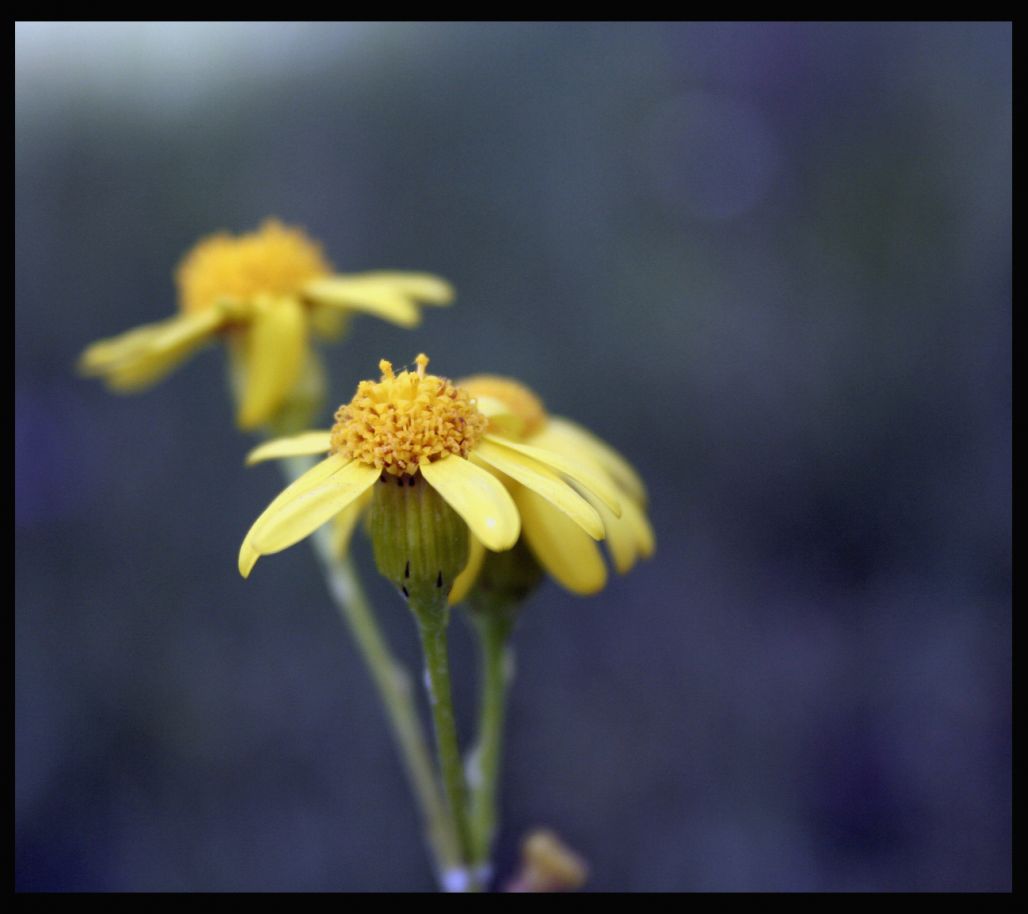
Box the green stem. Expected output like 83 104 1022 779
280 456 461 882
411 599 476 878
469 609 515 868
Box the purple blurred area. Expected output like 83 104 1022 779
15 22 1010 891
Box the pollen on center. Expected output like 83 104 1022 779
330 354 488 476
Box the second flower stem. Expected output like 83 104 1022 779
469 610 514 866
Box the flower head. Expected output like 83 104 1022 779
239 356 624 588
176 219 332 315
79 219 453 429
331 354 487 476
450 375 654 600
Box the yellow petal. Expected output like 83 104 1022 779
621 496 656 559
245 431 332 466
537 418 648 505
303 277 421 327
347 271 454 305
473 394 516 419
473 439 604 540
236 296 307 430
79 308 226 390
239 541 262 579
331 488 373 559
104 348 199 392
240 453 357 577
79 323 170 373
448 534 486 605
419 456 520 552
471 394 527 438
251 461 379 556
586 492 636 574
543 442 654 573
242 456 380 575
483 434 622 518
514 486 607 595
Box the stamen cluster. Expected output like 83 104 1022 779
331 355 487 476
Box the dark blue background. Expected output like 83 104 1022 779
16 22 1010 891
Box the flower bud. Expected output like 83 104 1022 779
467 539 544 620
369 470 470 611
505 828 588 893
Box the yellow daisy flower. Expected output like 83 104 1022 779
239 355 624 584
79 219 454 429
451 375 655 599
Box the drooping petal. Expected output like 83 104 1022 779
245 431 332 466
346 272 454 305
304 277 421 327
236 296 307 429
79 323 172 372
238 541 262 580
514 486 607 595
537 417 648 505
448 534 486 605
419 455 520 553
331 488 373 559
584 490 636 574
79 307 227 391
546 442 654 573
473 439 604 540
620 495 656 559
240 456 380 577
472 394 528 438
239 452 359 575
473 394 516 419
483 434 622 517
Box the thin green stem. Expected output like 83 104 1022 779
469 611 514 867
279 456 461 880
411 600 475 876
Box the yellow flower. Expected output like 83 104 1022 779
450 375 654 599
79 219 454 429
239 355 623 581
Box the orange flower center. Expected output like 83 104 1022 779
175 219 332 315
331 355 487 477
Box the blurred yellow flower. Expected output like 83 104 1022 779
79 219 453 429
239 355 622 581
451 375 654 599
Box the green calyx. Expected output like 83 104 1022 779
369 470 470 611
467 539 543 622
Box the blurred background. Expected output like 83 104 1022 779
15 22 1010 891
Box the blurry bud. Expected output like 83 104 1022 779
505 828 588 893
468 539 544 620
